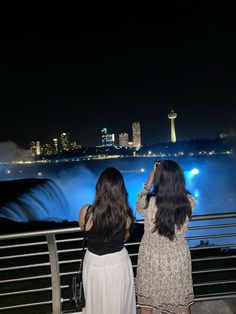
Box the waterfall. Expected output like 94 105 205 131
0 178 70 222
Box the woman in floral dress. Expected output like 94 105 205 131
136 160 195 314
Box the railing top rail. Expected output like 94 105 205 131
0 211 236 240
0 227 83 240
136 212 236 223
190 212 236 221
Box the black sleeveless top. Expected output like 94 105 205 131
85 225 125 256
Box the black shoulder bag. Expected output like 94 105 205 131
70 230 86 311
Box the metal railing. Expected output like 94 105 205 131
0 212 236 313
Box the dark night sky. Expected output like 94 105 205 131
1 3 236 147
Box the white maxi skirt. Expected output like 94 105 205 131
82 247 136 314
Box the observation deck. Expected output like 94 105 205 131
0 212 236 313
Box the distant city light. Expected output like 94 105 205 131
37 172 43 176
191 168 199 175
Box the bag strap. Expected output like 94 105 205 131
78 205 91 272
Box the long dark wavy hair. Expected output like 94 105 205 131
150 160 192 240
86 167 134 239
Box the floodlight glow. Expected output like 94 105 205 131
140 168 145 172
191 168 199 175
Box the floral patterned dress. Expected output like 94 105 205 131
135 188 195 314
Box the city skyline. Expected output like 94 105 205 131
1 4 236 147
30 121 142 155
16 109 236 151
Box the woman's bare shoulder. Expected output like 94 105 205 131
78 204 91 229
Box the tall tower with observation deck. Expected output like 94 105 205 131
168 109 177 143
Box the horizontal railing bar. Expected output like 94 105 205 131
192 267 236 274
190 212 236 221
194 292 236 302
62 298 73 303
60 271 78 277
0 287 52 297
2 253 234 273
190 243 236 250
0 262 51 272
194 279 236 287
128 253 138 257
136 212 236 224
0 285 68 297
0 227 82 240
0 251 49 260
189 223 236 230
191 255 236 262
125 242 142 246
0 274 51 284
0 241 47 250
186 232 236 240
58 248 83 254
134 242 234 250
59 259 82 265
0 212 235 241
56 238 83 244
0 300 52 311
132 264 236 273
1 242 235 260
92 252 236 262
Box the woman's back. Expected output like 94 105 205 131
86 224 125 255
79 167 136 314
136 160 195 314
137 194 195 251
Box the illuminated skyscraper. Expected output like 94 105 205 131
168 109 177 143
106 134 115 146
42 144 52 155
132 122 141 149
52 138 58 154
70 141 76 150
30 141 36 156
119 133 129 147
101 128 107 146
36 141 41 155
60 133 70 151
101 128 115 146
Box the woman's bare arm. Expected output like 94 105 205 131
124 216 134 242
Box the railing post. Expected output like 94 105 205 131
46 233 62 314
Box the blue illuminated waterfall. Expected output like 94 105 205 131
0 179 69 222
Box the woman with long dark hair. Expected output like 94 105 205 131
136 160 195 314
79 167 136 314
